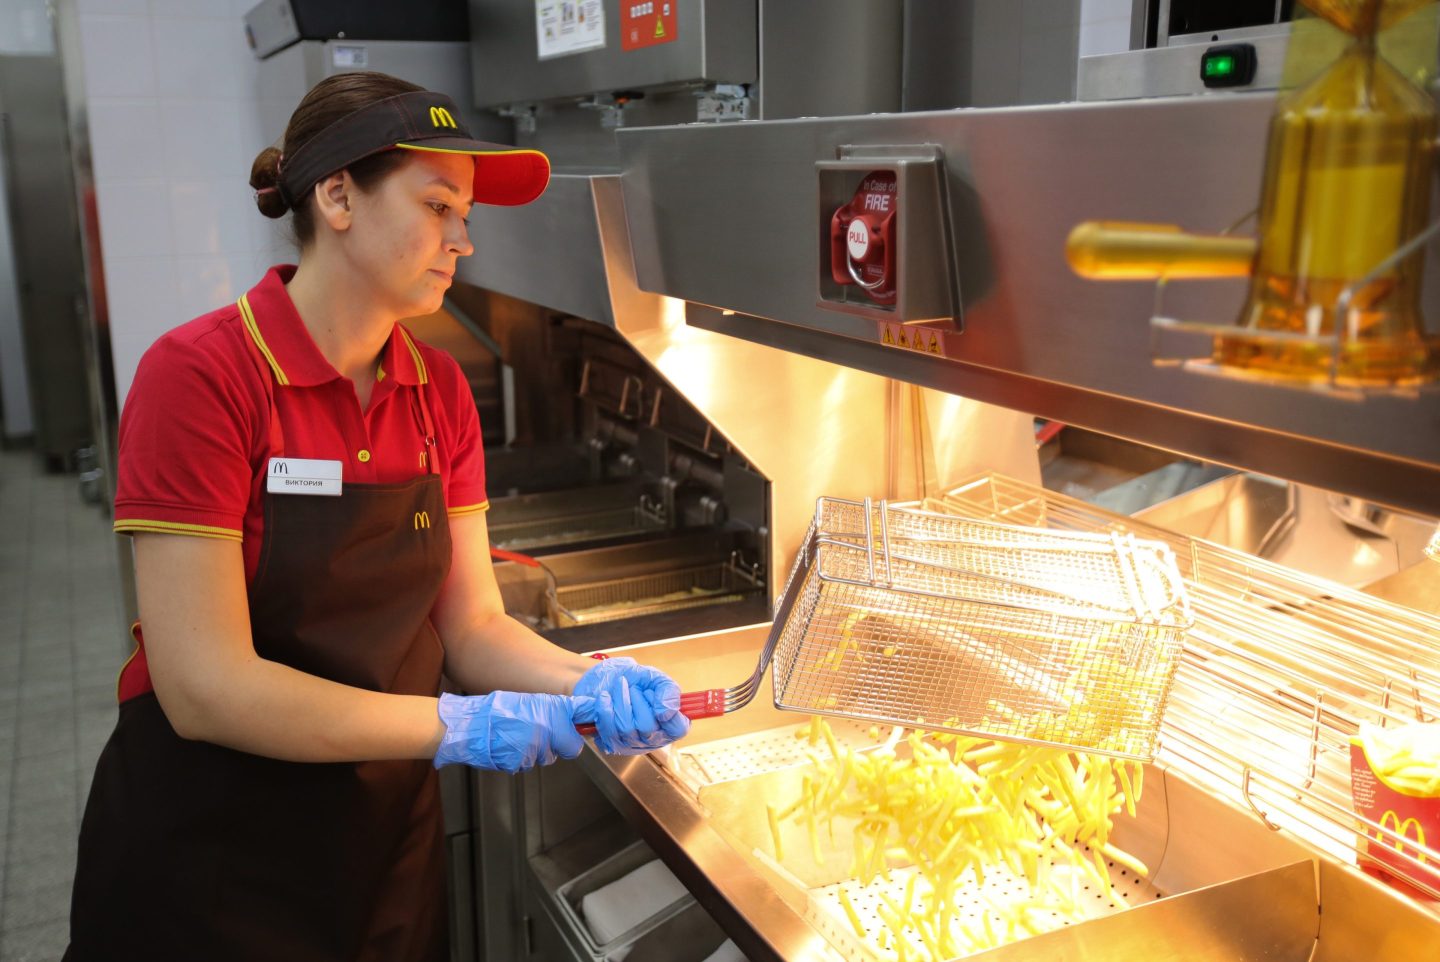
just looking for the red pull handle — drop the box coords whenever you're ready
[575,688,726,736]
[490,547,542,568]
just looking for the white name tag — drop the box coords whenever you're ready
[266,457,343,496]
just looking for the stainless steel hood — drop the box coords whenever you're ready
[612,94,1440,518]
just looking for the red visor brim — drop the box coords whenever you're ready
[396,141,551,207]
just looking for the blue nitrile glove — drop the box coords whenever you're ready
[433,691,597,773]
[573,657,691,755]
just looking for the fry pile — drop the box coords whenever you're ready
[1358,721,1440,795]
[767,717,1148,960]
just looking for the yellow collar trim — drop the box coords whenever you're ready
[398,326,429,384]
[238,294,289,386]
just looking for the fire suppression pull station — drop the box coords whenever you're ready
[816,146,962,329]
[831,171,898,305]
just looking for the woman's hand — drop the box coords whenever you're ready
[433,691,597,772]
[573,657,691,755]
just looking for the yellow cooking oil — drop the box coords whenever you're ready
[1220,3,1439,384]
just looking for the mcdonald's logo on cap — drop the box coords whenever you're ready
[1378,810,1430,863]
[414,511,432,530]
[428,106,457,129]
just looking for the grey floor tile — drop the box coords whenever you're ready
[15,735,75,765]
[13,681,70,704]
[0,878,70,932]
[9,776,77,816]
[8,803,76,841]
[16,649,72,674]
[13,747,79,780]
[1,452,131,952]
[5,829,76,872]
[2,849,73,896]
[0,915,68,961]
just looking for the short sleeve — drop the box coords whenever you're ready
[113,335,259,542]
[430,351,487,515]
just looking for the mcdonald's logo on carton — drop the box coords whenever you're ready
[1350,739,1440,894]
[1377,810,1429,862]
[413,511,432,530]
[429,106,457,129]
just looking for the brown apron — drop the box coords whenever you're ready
[67,359,454,962]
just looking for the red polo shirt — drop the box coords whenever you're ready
[114,265,488,584]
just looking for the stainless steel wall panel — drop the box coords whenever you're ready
[758,0,901,119]
[0,54,94,465]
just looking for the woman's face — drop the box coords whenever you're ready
[344,151,476,319]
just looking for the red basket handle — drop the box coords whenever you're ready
[574,653,725,735]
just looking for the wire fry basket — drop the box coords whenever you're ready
[769,497,1193,760]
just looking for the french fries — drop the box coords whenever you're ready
[780,717,1148,960]
[1358,721,1440,795]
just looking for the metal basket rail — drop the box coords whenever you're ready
[768,498,1192,760]
[927,473,1440,902]
[813,497,1190,624]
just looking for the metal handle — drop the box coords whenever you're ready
[1066,220,1256,279]
[576,689,725,736]
[489,547,543,568]
[846,248,890,290]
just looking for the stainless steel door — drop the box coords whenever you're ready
[0,54,93,467]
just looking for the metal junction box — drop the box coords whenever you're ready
[468,0,756,108]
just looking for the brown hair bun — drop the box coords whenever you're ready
[251,72,424,245]
[250,146,288,219]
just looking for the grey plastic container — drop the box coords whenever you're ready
[553,839,695,960]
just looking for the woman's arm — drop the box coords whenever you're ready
[135,532,446,762]
[430,511,592,696]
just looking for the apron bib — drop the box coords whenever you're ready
[68,358,454,962]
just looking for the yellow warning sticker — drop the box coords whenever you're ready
[876,322,947,358]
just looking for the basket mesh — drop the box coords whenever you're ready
[770,499,1191,759]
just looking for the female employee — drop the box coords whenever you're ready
[65,71,688,962]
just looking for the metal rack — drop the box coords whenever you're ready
[926,473,1440,902]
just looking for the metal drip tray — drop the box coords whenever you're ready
[664,715,1168,959]
[556,562,761,626]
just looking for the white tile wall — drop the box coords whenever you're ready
[174,254,240,321]
[77,5,279,405]
[151,16,257,99]
[96,179,174,258]
[168,181,254,256]
[158,100,246,181]
[1079,0,1133,58]
[104,255,178,403]
[76,0,148,15]
[79,15,157,98]
[0,0,56,54]
[87,100,164,182]
[149,0,236,18]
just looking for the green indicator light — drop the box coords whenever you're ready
[1204,55,1235,77]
